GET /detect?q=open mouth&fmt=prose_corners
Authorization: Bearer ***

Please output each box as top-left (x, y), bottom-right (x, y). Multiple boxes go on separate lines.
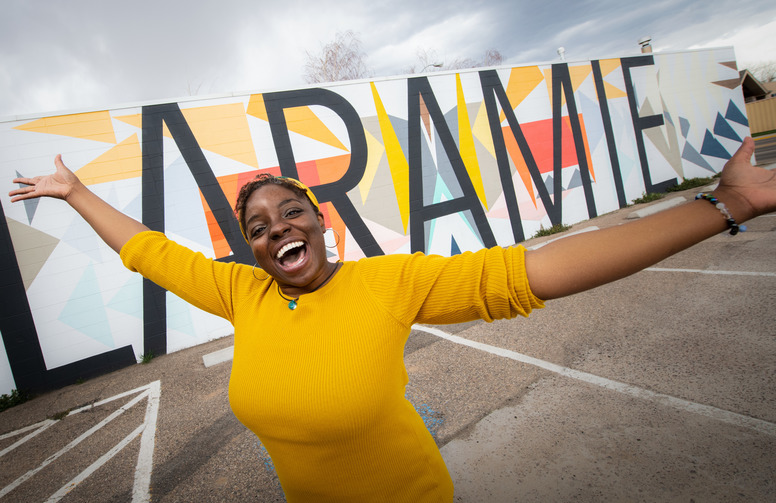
top-left (275, 241), bottom-right (307, 271)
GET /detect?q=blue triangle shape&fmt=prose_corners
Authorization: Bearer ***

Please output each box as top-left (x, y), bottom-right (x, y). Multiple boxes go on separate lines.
top-left (58, 264), bottom-right (115, 347)
top-left (725, 100), bottom-right (748, 126)
top-left (544, 175), bottom-right (554, 196)
top-left (450, 236), bottom-right (461, 256)
top-left (663, 108), bottom-right (675, 127)
top-left (681, 141), bottom-right (715, 172)
top-left (713, 113), bottom-right (742, 142)
top-left (567, 169), bottom-right (583, 190)
top-left (61, 212), bottom-right (105, 262)
top-left (164, 157), bottom-right (214, 249)
top-left (106, 276), bottom-right (143, 318)
top-left (700, 130), bottom-right (731, 160)
top-left (679, 117), bottom-right (691, 139)
top-left (167, 293), bottom-right (196, 338)
top-left (16, 171), bottom-right (40, 224)
top-left (121, 193), bottom-right (143, 221)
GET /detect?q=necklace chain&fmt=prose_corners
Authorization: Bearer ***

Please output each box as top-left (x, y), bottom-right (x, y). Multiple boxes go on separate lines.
top-left (276, 262), bottom-right (340, 310)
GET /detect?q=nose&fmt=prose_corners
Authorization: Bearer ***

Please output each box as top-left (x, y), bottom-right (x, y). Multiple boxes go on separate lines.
top-left (269, 220), bottom-right (291, 240)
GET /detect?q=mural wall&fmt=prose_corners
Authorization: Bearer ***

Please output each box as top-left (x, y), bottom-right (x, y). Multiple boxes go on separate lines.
top-left (0, 48), bottom-right (749, 394)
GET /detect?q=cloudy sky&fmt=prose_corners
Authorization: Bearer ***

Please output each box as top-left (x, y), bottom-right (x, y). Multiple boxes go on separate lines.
top-left (2, 0), bottom-right (775, 119)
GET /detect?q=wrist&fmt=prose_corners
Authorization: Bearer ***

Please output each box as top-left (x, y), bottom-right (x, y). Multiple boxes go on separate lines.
top-left (63, 179), bottom-right (88, 204)
top-left (709, 186), bottom-right (755, 223)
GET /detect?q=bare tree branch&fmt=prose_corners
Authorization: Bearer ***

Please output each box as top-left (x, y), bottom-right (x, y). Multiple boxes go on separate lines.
top-left (303, 30), bottom-right (371, 84)
top-left (482, 48), bottom-right (504, 67)
top-left (747, 61), bottom-right (776, 83)
top-left (404, 47), bottom-right (505, 74)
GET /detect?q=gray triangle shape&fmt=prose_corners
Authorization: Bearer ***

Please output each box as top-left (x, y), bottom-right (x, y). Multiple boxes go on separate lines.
top-left (15, 171), bottom-right (40, 224)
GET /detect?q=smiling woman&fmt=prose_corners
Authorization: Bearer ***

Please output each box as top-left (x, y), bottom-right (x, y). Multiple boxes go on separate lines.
top-left (8, 138), bottom-right (776, 502)
top-left (234, 174), bottom-right (338, 300)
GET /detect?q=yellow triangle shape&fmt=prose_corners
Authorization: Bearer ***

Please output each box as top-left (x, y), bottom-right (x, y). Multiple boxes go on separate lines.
top-left (544, 65), bottom-right (592, 108)
top-left (569, 65), bottom-right (592, 91)
top-left (457, 75), bottom-right (487, 209)
top-left (15, 111), bottom-right (116, 144)
top-left (247, 93), bottom-right (347, 152)
top-left (358, 128), bottom-right (385, 204)
top-left (114, 114), bottom-right (141, 129)
top-left (473, 101), bottom-right (496, 159)
top-left (283, 107), bottom-right (348, 151)
top-left (180, 103), bottom-right (259, 168)
top-left (544, 67), bottom-right (556, 107)
top-left (246, 94), bottom-right (268, 120)
top-left (116, 107), bottom-right (258, 167)
top-left (598, 58), bottom-right (622, 77)
top-left (114, 113), bottom-right (173, 138)
top-left (371, 82), bottom-right (410, 232)
top-left (74, 134), bottom-right (142, 185)
top-left (499, 66), bottom-right (544, 122)
top-left (603, 81), bottom-right (627, 99)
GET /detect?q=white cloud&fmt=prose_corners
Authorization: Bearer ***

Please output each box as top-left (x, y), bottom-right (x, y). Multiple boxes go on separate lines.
top-left (688, 19), bottom-right (776, 66)
top-left (2, 0), bottom-right (776, 117)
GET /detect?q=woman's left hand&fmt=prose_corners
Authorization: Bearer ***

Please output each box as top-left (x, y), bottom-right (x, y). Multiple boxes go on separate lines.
top-left (713, 137), bottom-right (776, 222)
top-left (525, 137), bottom-right (775, 300)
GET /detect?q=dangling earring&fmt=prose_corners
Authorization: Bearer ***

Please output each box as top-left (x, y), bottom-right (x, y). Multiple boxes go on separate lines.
top-left (325, 228), bottom-right (340, 248)
top-left (252, 263), bottom-right (269, 281)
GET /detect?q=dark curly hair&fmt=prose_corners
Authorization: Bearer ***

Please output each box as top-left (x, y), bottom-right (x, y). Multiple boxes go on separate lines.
top-left (234, 173), bottom-right (319, 239)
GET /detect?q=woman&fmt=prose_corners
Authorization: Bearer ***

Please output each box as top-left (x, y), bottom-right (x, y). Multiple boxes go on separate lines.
top-left (9, 137), bottom-right (776, 502)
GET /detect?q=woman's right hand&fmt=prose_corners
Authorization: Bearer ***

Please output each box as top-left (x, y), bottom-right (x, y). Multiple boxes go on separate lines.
top-left (9, 154), bottom-right (81, 202)
top-left (10, 154), bottom-right (149, 253)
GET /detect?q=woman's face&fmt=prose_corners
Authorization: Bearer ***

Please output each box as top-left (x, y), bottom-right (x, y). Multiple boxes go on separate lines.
top-left (243, 184), bottom-right (328, 294)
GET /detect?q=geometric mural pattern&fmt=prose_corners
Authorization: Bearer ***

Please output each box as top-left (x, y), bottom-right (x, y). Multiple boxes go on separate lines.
top-left (0, 47), bottom-right (749, 393)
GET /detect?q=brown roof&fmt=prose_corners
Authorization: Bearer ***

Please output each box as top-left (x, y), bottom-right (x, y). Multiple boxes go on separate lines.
top-left (740, 69), bottom-right (770, 99)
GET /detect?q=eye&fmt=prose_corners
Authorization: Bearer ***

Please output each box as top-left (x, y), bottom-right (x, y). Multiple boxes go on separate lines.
top-left (285, 208), bottom-right (303, 218)
top-left (250, 225), bottom-right (266, 239)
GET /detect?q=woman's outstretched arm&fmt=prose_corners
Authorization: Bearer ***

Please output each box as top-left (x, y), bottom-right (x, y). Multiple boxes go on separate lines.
top-left (525, 137), bottom-right (776, 300)
top-left (9, 155), bottom-right (149, 253)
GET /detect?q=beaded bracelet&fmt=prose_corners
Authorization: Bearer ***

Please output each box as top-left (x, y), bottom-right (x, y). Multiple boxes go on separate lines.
top-left (695, 193), bottom-right (746, 235)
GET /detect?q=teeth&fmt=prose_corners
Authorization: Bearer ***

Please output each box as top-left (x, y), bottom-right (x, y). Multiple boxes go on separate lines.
top-left (276, 241), bottom-right (304, 260)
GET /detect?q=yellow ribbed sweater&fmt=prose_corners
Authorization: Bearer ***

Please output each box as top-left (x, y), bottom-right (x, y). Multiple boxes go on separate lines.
top-left (120, 231), bottom-right (543, 502)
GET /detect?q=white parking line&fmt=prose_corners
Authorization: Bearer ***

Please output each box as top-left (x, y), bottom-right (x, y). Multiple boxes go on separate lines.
top-left (45, 424), bottom-right (146, 503)
top-left (133, 380), bottom-right (160, 503)
top-left (646, 267), bottom-right (776, 277)
top-left (0, 419), bottom-right (56, 459)
top-left (0, 381), bottom-right (161, 502)
top-left (413, 325), bottom-right (776, 437)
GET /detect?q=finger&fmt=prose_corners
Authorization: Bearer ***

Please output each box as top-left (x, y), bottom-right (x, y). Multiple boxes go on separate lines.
top-left (8, 185), bottom-right (35, 196)
top-left (9, 187), bottom-right (37, 202)
top-left (729, 137), bottom-right (755, 164)
top-left (11, 177), bottom-right (37, 185)
top-left (54, 154), bottom-right (67, 171)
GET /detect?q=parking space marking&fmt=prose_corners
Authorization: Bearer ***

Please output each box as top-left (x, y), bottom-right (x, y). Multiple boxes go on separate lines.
top-left (0, 419), bottom-right (57, 459)
top-left (0, 380), bottom-right (160, 502)
top-left (134, 380), bottom-right (160, 503)
top-left (45, 424), bottom-right (146, 503)
top-left (646, 267), bottom-right (776, 277)
top-left (414, 325), bottom-right (776, 437)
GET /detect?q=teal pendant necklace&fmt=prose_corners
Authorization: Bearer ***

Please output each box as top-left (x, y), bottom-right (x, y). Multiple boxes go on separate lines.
top-left (276, 263), bottom-right (340, 310)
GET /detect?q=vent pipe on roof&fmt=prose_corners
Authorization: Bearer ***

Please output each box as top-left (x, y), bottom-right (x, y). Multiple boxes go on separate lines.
top-left (638, 36), bottom-right (652, 53)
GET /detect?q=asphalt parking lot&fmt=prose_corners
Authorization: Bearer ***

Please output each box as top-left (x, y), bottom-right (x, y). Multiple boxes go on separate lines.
top-left (1, 180), bottom-right (775, 502)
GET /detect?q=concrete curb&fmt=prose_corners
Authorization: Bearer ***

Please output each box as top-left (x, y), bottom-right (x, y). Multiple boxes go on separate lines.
top-left (626, 196), bottom-right (686, 219)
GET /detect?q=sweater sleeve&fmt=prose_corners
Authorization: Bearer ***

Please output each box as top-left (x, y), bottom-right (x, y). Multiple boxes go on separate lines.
top-left (119, 231), bottom-right (250, 324)
top-left (356, 245), bottom-right (544, 326)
